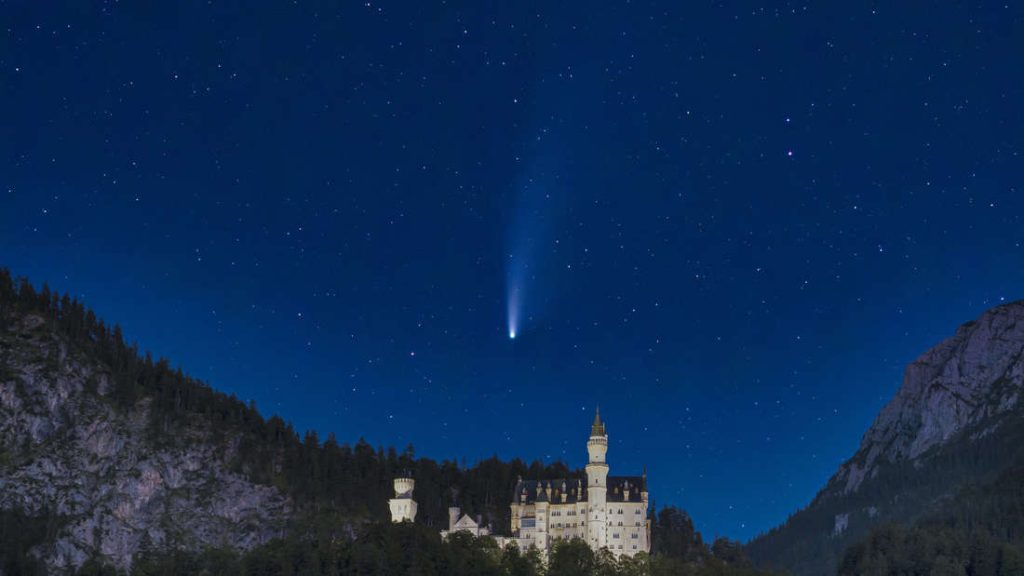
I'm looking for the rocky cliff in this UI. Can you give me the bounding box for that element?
[747,301,1024,575]
[835,301,1024,494]
[0,311,290,573]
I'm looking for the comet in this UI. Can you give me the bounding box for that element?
[507,285,519,340]
[504,99,574,342]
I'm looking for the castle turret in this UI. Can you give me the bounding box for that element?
[389,476,417,522]
[586,408,609,549]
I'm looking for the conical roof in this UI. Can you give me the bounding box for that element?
[591,407,606,436]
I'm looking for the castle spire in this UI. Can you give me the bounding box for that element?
[591,406,606,437]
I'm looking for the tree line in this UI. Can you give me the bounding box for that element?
[80,521,768,576]
[837,462,1024,576]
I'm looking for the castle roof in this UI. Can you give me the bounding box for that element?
[591,407,606,437]
[607,476,647,503]
[513,475,646,505]
[453,514,480,530]
[514,478,586,504]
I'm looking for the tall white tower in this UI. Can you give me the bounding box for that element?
[389,476,417,523]
[586,408,609,549]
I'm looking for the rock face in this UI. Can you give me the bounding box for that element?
[0,313,290,573]
[835,301,1024,494]
[747,301,1024,576]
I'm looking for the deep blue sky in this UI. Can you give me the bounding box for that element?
[2,1,1022,541]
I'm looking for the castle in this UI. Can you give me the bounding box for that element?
[389,409,651,557]
[508,409,651,556]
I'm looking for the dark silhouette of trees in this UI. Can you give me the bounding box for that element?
[837,464,1024,576]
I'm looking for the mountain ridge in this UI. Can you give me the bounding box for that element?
[835,299,1024,495]
[747,300,1024,575]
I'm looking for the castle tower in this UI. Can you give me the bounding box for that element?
[585,408,609,549]
[389,476,417,523]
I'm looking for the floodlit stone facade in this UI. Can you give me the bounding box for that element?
[390,410,651,557]
[509,410,651,557]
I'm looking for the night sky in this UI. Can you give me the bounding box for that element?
[2,2,1022,541]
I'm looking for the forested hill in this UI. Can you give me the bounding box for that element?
[837,462,1024,575]
[0,269,577,573]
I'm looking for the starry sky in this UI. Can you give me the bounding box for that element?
[2,1,1022,541]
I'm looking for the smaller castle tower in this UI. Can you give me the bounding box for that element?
[389,476,417,523]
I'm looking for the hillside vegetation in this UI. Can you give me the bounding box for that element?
[0,269,767,575]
